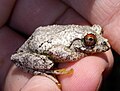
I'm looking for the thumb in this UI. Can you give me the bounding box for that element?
[4,65,61,91]
[58,50,113,91]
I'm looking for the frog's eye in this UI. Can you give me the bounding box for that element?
[84,33,97,47]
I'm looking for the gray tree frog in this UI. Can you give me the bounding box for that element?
[11,24,110,86]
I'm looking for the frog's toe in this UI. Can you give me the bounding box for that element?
[53,68,74,75]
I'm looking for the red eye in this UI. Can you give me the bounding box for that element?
[84,34,97,47]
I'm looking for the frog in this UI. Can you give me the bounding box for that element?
[11,24,110,86]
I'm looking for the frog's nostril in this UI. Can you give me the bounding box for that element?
[102,41,107,45]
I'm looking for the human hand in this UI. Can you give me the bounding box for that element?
[0,0,116,91]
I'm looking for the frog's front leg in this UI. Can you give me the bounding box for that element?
[47,45,84,62]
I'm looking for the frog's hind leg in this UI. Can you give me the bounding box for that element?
[11,52,73,75]
[11,52,62,87]
[11,52,54,74]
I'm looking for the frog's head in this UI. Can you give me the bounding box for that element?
[79,33,110,54]
[72,25,110,54]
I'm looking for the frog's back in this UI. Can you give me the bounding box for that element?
[18,25,88,53]
[33,25,85,46]
[33,25,67,42]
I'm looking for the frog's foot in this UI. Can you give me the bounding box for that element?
[53,68,74,75]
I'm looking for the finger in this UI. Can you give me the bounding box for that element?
[103,15,120,55]
[59,50,113,91]
[4,65,61,91]
[0,0,16,27]
[62,0,119,25]
[56,8,90,25]
[4,65,32,91]
[63,0,120,54]
[21,76,61,91]
[0,26,25,90]
[9,0,68,35]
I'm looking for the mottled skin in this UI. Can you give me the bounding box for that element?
[11,25,110,76]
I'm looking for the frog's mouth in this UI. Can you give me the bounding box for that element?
[77,46,95,54]
[78,41,110,54]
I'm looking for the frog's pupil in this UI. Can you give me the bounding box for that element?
[89,37,93,41]
[84,34,96,47]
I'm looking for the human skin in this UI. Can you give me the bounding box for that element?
[1,0,119,91]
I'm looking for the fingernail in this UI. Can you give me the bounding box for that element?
[21,76,61,91]
[96,76,102,91]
